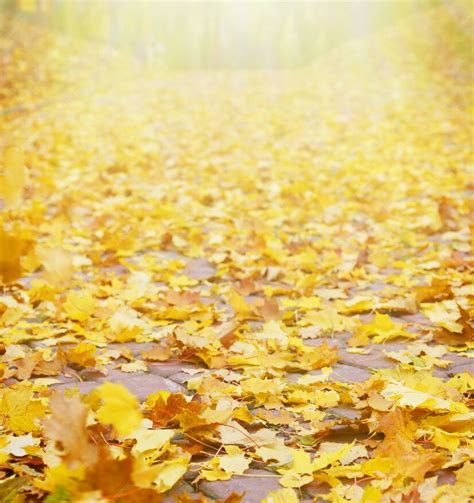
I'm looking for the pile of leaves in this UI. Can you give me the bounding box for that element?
[0,4,472,502]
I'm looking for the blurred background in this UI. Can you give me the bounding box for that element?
[1,0,472,70]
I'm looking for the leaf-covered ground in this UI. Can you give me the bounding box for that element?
[0,6,473,503]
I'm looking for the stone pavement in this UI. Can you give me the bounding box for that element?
[45,322,472,501]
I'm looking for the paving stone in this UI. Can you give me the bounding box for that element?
[199,469,281,501]
[368,339,406,354]
[326,406,361,421]
[448,360,474,375]
[433,470,456,485]
[358,313,374,323]
[247,319,264,330]
[304,334,350,351]
[52,380,100,395]
[433,367,449,379]
[199,293,218,305]
[327,364,371,383]
[286,372,304,383]
[166,371,200,384]
[366,281,387,292]
[101,370,184,399]
[184,258,216,280]
[339,344,404,369]
[154,250,187,261]
[303,481,331,502]
[108,342,156,355]
[437,358,467,378]
[369,341,406,352]
[380,268,403,276]
[163,481,197,502]
[102,264,129,276]
[148,360,202,378]
[399,312,432,325]
[445,353,472,367]
[52,371,183,400]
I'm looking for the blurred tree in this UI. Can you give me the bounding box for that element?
[2,1,469,70]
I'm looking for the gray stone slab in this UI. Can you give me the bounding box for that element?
[183,258,216,280]
[199,469,281,501]
[328,364,371,383]
[52,371,183,401]
[148,361,201,378]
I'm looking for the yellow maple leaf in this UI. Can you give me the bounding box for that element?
[219,445,251,475]
[168,275,198,288]
[0,386,46,433]
[312,442,354,471]
[454,462,474,498]
[131,428,174,456]
[0,228,33,284]
[36,246,74,286]
[300,306,358,335]
[430,427,460,451]
[120,360,148,373]
[278,449,314,488]
[63,290,96,322]
[339,296,375,314]
[66,342,97,368]
[200,456,231,482]
[95,382,142,436]
[228,289,252,318]
[261,488,299,503]
[281,296,321,310]
[422,300,463,333]
[0,145,27,209]
[361,485,382,502]
[34,462,85,494]
[153,455,190,492]
[256,320,289,349]
[0,433,40,456]
[381,382,467,412]
[351,312,414,345]
[108,307,146,342]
